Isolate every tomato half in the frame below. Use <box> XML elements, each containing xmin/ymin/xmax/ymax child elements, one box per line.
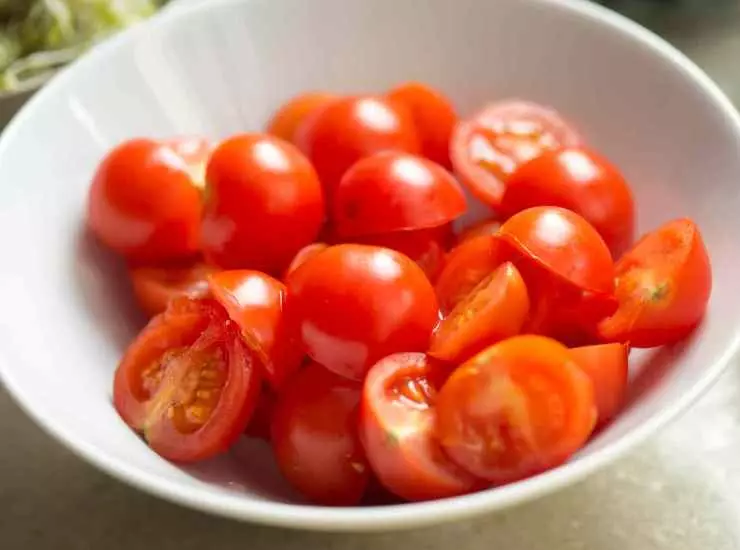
<box><xmin>387</xmin><ymin>82</ymin><xmax>457</xmax><ymax>169</ymax></box>
<box><xmin>429</xmin><ymin>262</ymin><xmax>529</xmax><ymax>363</ymax></box>
<box><xmin>266</xmin><ymin>92</ymin><xmax>337</xmax><ymax>144</ymax></box>
<box><xmin>455</xmin><ymin>219</ymin><xmax>501</xmax><ymax>246</ymax></box>
<box><xmin>435</xmin><ymin>335</ymin><xmax>596</xmax><ymax>483</ymax></box>
<box><xmin>501</xmin><ymin>147</ymin><xmax>635</xmax><ymax>257</ymax></box>
<box><xmin>208</xmin><ymin>270</ymin><xmax>303</xmax><ymax>390</ymax></box>
<box><xmin>271</xmin><ymin>362</ymin><xmax>369</xmax><ymax>506</ymax></box>
<box><xmin>201</xmin><ymin>134</ymin><xmax>324</xmax><ymax>273</ymax></box>
<box><xmin>287</xmin><ymin>244</ymin><xmax>440</xmax><ymax>380</ymax></box>
<box><xmin>333</xmin><ymin>152</ymin><xmax>466</xmax><ymax>237</ymax></box>
<box><xmin>598</xmin><ymin>218</ymin><xmax>712</xmax><ymax>347</ymax></box>
<box><xmin>283</xmin><ymin>242</ymin><xmax>329</xmax><ymax>282</ymax></box>
<box><xmin>87</xmin><ymin>138</ymin><xmax>203</xmax><ymax>264</ymax></box>
<box><xmin>450</xmin><ymin>100</ymin><xmax>581</xmax><ymax>210</ymax></box>
<box><xmin>360</xmin><ymin>353</ymin><xmax>477</xmax><ymax>501</ymax></box>
<box><xmin>129</xmin><ymin>262</ymin><xmax>218</xmax><ymax>317</ymax></box>
<box><xmin>113</xmin><ymin>298</ymin><xmax>261</xmax><ymax>462</ymax></box>
<box><xmin>570</xmin><ymin>343</ymin><xmax>629</xmax><ymax>426</ymax></box>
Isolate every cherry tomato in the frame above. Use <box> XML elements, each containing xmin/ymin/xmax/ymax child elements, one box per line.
<box><xmin>245</xmin><ymin>386</ymin><xmax>277</xmax><ymax>441</ymax></box>
<box><xmin>201</xmin><ymin>134</ymin><xmax>324</xmax><ymax>273</ymax></box>
<box><xmin>570</xmin><ymin>343</ymin><xmax>629</xmax><ymax>426</ymax></box>
<box><xmin>429</xmin><ymin>262</ymin><xmax>529</xmax><ymax>363</ymax></box>
<box><xmin>295</xmin><ymin>96</ymin><xmax>419</xmax><ymax>202</ymax></box>
<box><xmin>283</xmin><ymin>242</ymin><xmax>329</xmax><ymax>282</ymax></box>
<box><xmin>208</xmin><ymin>270</ymin><xmax>303</xmax><ymax>390</ymax></box>
<box><xmin>266</xmin><ymin>92</ymin><xmax>337</xmax><ymax>144</ymax></box>
<box><xmin>598</xmin><ymin>218</ymin><xmax>711</xmax><ymax>347</ymax></box>
<box><xmin>455</xmin><ymin>219</ymin><xmax>501</xmax><ymax>245</ymax></box>
<box><xmin>287</xmin><ymin>244</ymin><xmax>439</xmax><ymax>380</ymax></box>
<box><xmin>501</xmin><ymin>147</ymin><xmax>635</xmax><ymax>257</ymax></box>
<box><xmin>435</xmin><ymin>335</ymin><xmax>596</xmax><ymax>483</ymax></box>
<box><xmin>87</xmin><ymin>138</ymin><xmax>203</xmax><ymax>264</ymax></box>
<box><xmin>451</xmin><ymin>100</ymin><xmax>581</xmax><ymax>210</ymax></box>
<box><xmin>113</xmin><ymin>298</ymin><xmax>261</xmax><ymax>462</ymax></box>
<box><xmin>387</xmin><ymin>81</ymin><xmax>457</xmax><ymax>169</ymax></box>
<box><xmin>129</xmin><ymin>262</ymin><xmax>218</xmax><ymax>317</ymax></box>
<box><xmin>161</xmin><ymin>136</ymin><xmax>212</xmax><ymax>186</ymax></box>
<box><xmin>360</xmin><ymin>353</ymin><xmax>477</xmax><ymax>501</ymax></box>
<box><xmin>271</xmin><ymin>361</ymin><xmax>369</xmax><ymax>506</ymax></box>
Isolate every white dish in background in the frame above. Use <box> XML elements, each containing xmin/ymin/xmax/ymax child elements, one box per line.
<box><xmin>0</xmin><ymin>0</ymin><xmax>739</xmax><ymax>532</ymax></box>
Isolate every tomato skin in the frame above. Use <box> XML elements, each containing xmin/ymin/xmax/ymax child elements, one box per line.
<box><xmin>295</xmin><ymin>96</ymin><xmax>419</xmax><ymax>202</ymax></box>
<box><xmin>267</xmin><ymin>92</ymin><xmax>337</xmax><ymax>144</ymax></box>
<box><xmin>570</xmin><ymin>343</ymin><xmax>629</xmax><ymax>426</ymax></box>
<box><xmin>333</xmin><ymin>152</ymin><xmax>466</xmax><ymax>237</ymax></box>
<box><xmin>429</xmin><ymin>262</ymin><xmax>530</xmax><ymax>363</ymax></box>
<box><xmin>287</xmin><ymin>244</ymin><xmax>440</xmax><ymax>380</ymax></box>
<box><xmin>501</xmin><ymin>147</ymin><xmax>635</xmax><ymax>257</ymax></box>
<box><xmin>387</xmin><ymin>82</ymin><xmax>457</xmax><ymax>169</ymax></box>
<box><xmin>201</xmin><ymin>134</ymin><xmax>324</xmax><ymax>273</ymax></box>
<box><xmin>360</xmin><ymin>353</ymin><xmax>477</xmax><ymax>501</ymax></box>
<box><xmin>245</xmin><ymin>386</ymin><xmax>277</xmax><ymax>441</ymax></box>
<box><xmin>87</xmin><ymin>138</ymin><xmax>203</xmax><ymax>264</ymax></box>
<box><xmin>435</xmin><ymin>335</ymin><xmax>596</xmax><ymax>484</ymax></box>
<box><xmin>283</xmin><ymin>242</ymin><xmax>329</xmax><ymax>282</ymax></box>
<box><xmin>455</xmin><ymin>219</ymin><xmax>501</xmax><ymax>246</ymax></box>
<box><xmin>129</xmin><ymin>262</ymin><xmax>218</xmax><ymax>317</ymax></box>
<box><xmin>599</xmin><ymin>218</ymin><xmax>712</xmax><ymax>347</ymax></box>
<box><xmin>271</xmin><ymin>362</ymin><xmax>369</xmax><ymax>506</ymax></box>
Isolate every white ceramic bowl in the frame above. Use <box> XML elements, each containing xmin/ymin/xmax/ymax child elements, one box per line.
<box><xmin>1</xmin><ymin>0</ymin><xmax>739</xmax><ymax>532</ymax></box>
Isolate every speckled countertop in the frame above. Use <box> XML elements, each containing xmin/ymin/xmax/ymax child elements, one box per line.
<box><xmin>4</xmin><ymin>2</ymin><xmax>740</xmax><ymax>548</ymax></box>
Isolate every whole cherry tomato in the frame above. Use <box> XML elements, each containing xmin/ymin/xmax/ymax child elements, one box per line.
<box><xmin>129</xmin><ymin>262</ymin><xmax>218</xmax><ymax>317</ymax></box>
<box><xmin>455</xmin><ymin>218</ymin><xmax>501</xmax><ymax>246</ymax></box>
<box><xmin>502</xmin><ymin>147</ymin><xmax>635</xmax><ymax>257</ymax></box>
<box><xmin>266</xmin><ymin>92</ymin><xmax>337</xmax><ymax>144</ymax></box>
<box><xmin>333</xmin><ymin>152</ymin><xmax>466</xmax><ymax>237</ymax></box>
<box><xmin>271</xmin><ymin>362</ymin><xmax>369</xmax><ymax>506</ymax></box>
<box><xmin>287</xmin><ymin>244</ymin><xmax>440</xmax><ymax>380</ymax></box>
<box><xmin>161</xmin><ymin>136</ymin><xmax>212</xmax><ymax>185</ymax></box>
<box><xmin>283</xmin><ymin>242</ymin><xmax>329</xmax><ymax>282</ymax></box>
<box><xmin>435</xmin><ymin>335</ymin><xmax>596</xmax><ymax>483</ymax></box>
<box><xmin>570</xmin><ymin>343</ymin><xmax>629</xmax><ymax>426</ymax></box>
<box><xmin>360</xmin><ymin>353</ymin><xmax>477</xmax><ymax>501</ymax></box>
<box><xmin>201</xmin><ymin>134</ymin><xmax>324</xmax><ymax>273</ymax></box>
<box><xmin>598</xmin><ymin>218</ymin><xmax>711</xmax><ymax>347</ymax></box>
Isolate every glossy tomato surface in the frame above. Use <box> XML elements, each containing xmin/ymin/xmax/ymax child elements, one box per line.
<box><xmin>267</xmin><ymin>92</ymin><xmax>337</xmax><ymax>144</ymax></box>
<box><xmin>129</xmin><ymin>262</ymin><xmax>218</xmax><ymax>317</ymax></box>
<box><xmin>455</xmin><ymin>219</ymin><xmax>502</xmax><ymax>246</ymax></box>
<box><xmin>570</xmin><ymin>343</ymin><xmax>629</xmax><ymax>426</ymax></box>
<box><xmin>283</xmin><ymin>242</ymin><xmax>329</xmax><ymax>282</ymax></box>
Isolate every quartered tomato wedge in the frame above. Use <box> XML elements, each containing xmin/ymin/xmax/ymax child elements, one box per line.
<box><xmin>267</xmin><ymin>92</ymin><xmax>338</xmax><ymax>144</ymax></box>
<box><xmin>129</xmin><ymin>261</ymin><xmax>218</xmax><ymax>317</ymax></box>
<box><xmin>599</xmin><ymin>218</ymin><xmax>712</xmax><ymax>347</ymax></box>
<box><xmin>450</xmin><ymin>100</ymin><xmax>581</xmax><ymax>210</ymax></box>
<box><xmin>570</xmin><ymin>343</ymin><xmax>629</xmax><ymax>426</ymax></box>
<box><xmin>360</xmin><ymin>353</ymin><xmax>477</xmax><ymax>501</ymax></box>
<box><xmin>113</xmin><ymin>298</ymin><xmax>261</xmax><ymax>462</ymax></box>
<box><xmin>455</xmin><ymin>219</ymin><xmax>501</xmax><ymax>246</ymax></box>
<box><xmin>435</xmin><ymin>336</ymin><xmax>596</xmax><ymax>484</ymax></box>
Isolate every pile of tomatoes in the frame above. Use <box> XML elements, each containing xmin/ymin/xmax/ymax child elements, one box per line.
<box><xmin>86</xmin><ymin>81</ymin><xmax>712</xmax><ymax>506</ymax></box>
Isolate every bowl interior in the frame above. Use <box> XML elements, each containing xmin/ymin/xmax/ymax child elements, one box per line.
<box><xmin>1</xmin><ymin>0</ymin><xmax>739</xmax><ymax>531</ymax></box>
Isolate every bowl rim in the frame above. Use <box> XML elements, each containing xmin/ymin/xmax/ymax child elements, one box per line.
<box><xmin>2</xmin><ymin>0</ymin><xmax>740</xmax><ymax>532</ymax></box>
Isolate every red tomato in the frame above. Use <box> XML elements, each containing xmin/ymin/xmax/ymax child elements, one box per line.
<box><xmin>161</xmin><ymin>136</ymin><xmax>212</xmax><ymax>182</ymax></box>
<box><xmin>360</xmin><ymin>353</ymin><xmax>477</xmax><ymax>501</ymax></box>
<box><xmin>501</xmin><ymin>147</ymin><xmax>635</xmax><ymax>257</ymax></box>
<box><xmin>266</xmin><ymin>92</ymin><xmax>337</xmax><ymax>144</ymax></box>
<box><xmin>129</xmin><ymin>262</ymin><xmax>218</xmax><ymax>317</ymax></box>
<box><xmin>87</xmin><ymin>138</ymin><xmax>203</xmax><ymax>264</ymax></box>
<box><xmin>201</xmin><ymin>134</ymin><xmax>325</xmax><ymax>273</ymax></box>
<box><xmin>283</xmin><ymin>242</ymin><xmax>329</xmax><ymax>282</ymax></box>
<box><xmin>271</xmin><ymin>362</ymin><xmax>369</xmax><ymax>506</ymax></box>
<box><xmin>435</xmin><ymin>335</ymin><xmax>596</xmax><ymax>483</ymax></box>
<box><xmin>113</xmin><ymin>298</ymin><xmax>261</xmax><ymax>462</ymax></box>
<box><xmin>208</xmin><ymin>270</ymin><xmax>303</xmax><ymax>390</ymax></box>
<box><xmin>287</xmin><ymin>244</ymin><xmax>439</xmax><ymax>380</ymax></box>
<box><xmin>429</xmin><ymin>262</ymin><xmax>530</xmax><ymax>363</ymax></box>
<box><xmin>599</xmin><ymin>218</ymin><xmax>712</xmax><ymax>347</ymax></box>
<box><xmin>387</xmin><ymin>81</ymin><xmax>457</xmax><ymax>169</ymax></box>
<box><xmin>570</xmin><ymin>343</ymin><xmax>629</xmax><ymax>426</ymax></box>
<box><xmin>333</xmin><ymin>152</ymin><xmax>466</xmax><ymax>237</ymax></box>
<box><xmin>455</xmin><ymin>219</ymin><xmax>501</xmax><ymax>245</ymax></box>
<box><xmin>245</xmin><ymin>386</ymin><xmax>277</xmax><ymax>441</ymax></box>
<box><xmin>451</xmin><ymin>100</ymin><xmax>581</xmax><ymax>210</ymax></box>
<box><xmin>295</xmin><ymin>96</ymin><xmax>419</xmax><ymax>202</ymax></box>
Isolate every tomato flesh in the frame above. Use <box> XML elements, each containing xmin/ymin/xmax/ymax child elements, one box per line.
<box><xmin>570</xmin><ymin>343</ymin><xmax>629</xmax><ymax>426</ymax></box>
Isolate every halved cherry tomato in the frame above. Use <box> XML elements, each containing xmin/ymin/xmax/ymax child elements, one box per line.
<box><xmin>435</xmin><ymin>335</ymin><xmax>596</xmax><ymax>483</ymax></box>
<box><xmin>599</xmin><ymin>218</ymin><xmax>712</xmax><ymax>347</ymax></box>
<box><xmin>287</xmin><ymin>244</ymin><xmax>439</xmax><ymax>380</ymax></box>
<box><xmin>501</xmin><ymin>147</ymin><xmax>635</xmax><ymax>257</ymax></box>
<box><xmin>360</xmin><ymin>353</ymin><xmax>477</xmax><ymax>501</ymax></box>
<box><xmin>87</xmin><ymin>138</ymin><xmax>204</xmax><ymax>264</ymax></box>
<box><xmin>450</xmin><ymin>100</ymin><xmax>581</xmax><ymax>210</ymax></box>
<box><xmin>455</xmin><ymin>218</ymin><xmax>501</xmax><ymax>245</ymax></box>
<box><xmin>266</xmin><ymin>92</ymin><xmax>337</xmax><ymax>144</ymax></box>
<box><xmin>333</xmin><ymin>152</ymin><xmax>466</xmax><ymax>237</ymax></box>
<box><xmin>201</xmin><ymin>134</ymin><xmax>324</xmax><ymax>273</ymax></box>
<box><xmin>570</xmin><ymin>343</ymin><xmax>629</xmax><ymax>426</ymax></box>
<box><xmin>113</xmin><ymin>298</ymin><xmax>261</xmax><ymax>462</ymax></box>
<box><xmin>271</xmin><ymin>361</ymin><xmax>369</xmax><ymax>506</ymax></box>
<box><xmin>129</xmin><ymin>262</ymin><xmax>218</xmax><ymax>317</ymax></box>
<box><xmin>429</xmin><ymin>262</ymin><xmax>529</xmax><ymax>363</ymax></box>
<box><xmin>283</xmin><ymin>242</ymin><xmax>329</xmax><ymax>282</ymax></box>
<box><xmin>387</xmin><ymin>82</ymin><xmax>457</xmax><ymax>169</ymax></box>
<box><xmin>295</xmin><ymin>96</ymin><xmax>419</xmax><ymax>202</ymax></box>
<box><xmin>208</xmin><ymin>270</ymin><xmax>303</xmax><ymax>390</ymax></box>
